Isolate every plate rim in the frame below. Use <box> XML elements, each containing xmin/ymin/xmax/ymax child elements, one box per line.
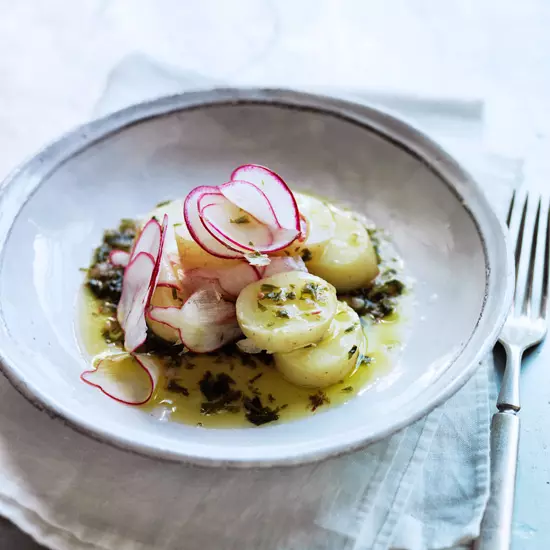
<box><xmin>0</xmin><ymin>88</ymin><xmax>514</xmax><ymax>467</ymax></box>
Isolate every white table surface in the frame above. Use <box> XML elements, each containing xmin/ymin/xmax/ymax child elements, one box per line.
<box><xmin>1</xmin><ymin>1</ymin><xmax>550</xmax><ymax>549</ymax></box>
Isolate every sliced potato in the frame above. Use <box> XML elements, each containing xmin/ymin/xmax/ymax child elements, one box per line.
<box><xmin>236</xmin><ymin>271</ymin><xmax>337</xmax><ymax>353</ymax></box>
<box><xmin>294</xmin><ymin>193</ymin><xmax>335</xmax><ymax>256</ymax></box>
<box><xmin>306</xmin><ymin>207</ymin><xmax>379</xmax><ymax>291</ymax></box>
<box><xmin>146</xmin><ymin>286</ymin><xmax>184</xmax><ymax>343</ymax></box>
<box><xmin>274</xmin><ymin>301</ymin><xmax>366</xmax><ymax>388</ymax></box>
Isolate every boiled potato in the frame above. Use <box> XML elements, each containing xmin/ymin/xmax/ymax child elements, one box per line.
<box><xmin>236</xmin><ymin>271</ymin><xmax>337</xmax><ymax>353</ymax></box>
<box><xmin>274</xmin><ymin>301</ymin><xmax>366</xmax><ymax>388</ymax></box>
<box><xmin>282</xmin><ymin>193</ymin><xmax>335</xmax><ymax>259</ymax></box>
<box><xmin>146</xmin><ymin>286</ymin><xmax>184</xmax><ymax>343</ymax></box>
<box><xmin>306</xmin><ymin>207</ymin><xmax>379</xmax><ymax>292</ymax></box>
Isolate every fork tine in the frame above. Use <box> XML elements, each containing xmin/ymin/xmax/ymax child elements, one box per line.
<box><xmin>524</xmin><ymin>197</ymin><xmax>547</xmax><ymax>316</ymax></box>
<box><xmin>507</xmin><ymin>190</ymin><xmax>529</xmax><ymax>310</ymax></box>
<box><xmin>542</xmin><ymin>199</ymin><xmax>550</xmax><ymax>317</ymax></box>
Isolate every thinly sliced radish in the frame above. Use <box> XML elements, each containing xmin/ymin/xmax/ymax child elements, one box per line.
<box><xmin>109</xmin><ymin>250</ymin><xmax>130</xmax><ymax>267</ymax></box>
<box><xmin>148</xmin><ymin>286</ymin><xmax>242</xmax><ymax>353</ymax></box>
<box><xmin>219</xmin><ymin>180</ymin><xmax>280</xmax><ymax>228</ymax></box>
<box><xmin>184</xmin><ymin>186</ymin><xmax>243</xmax><ymax>259</ymax></box>
<box><xmin>81</xmin><ymin>353</ymin><xmax>161</xmax><ymax>405</ymax></box>
<box><xmin>129</xmin><ymin>217</ymin><xmax>162</xmax><ymax>259</ymax></box>
<box><xmin>230</xmin><ymin>164</ymin><xmax>300</xmax><ymax>232</ymax></box>
<box><xmin>200</xmin><ymin>199</ymin><xmax>299</xmax><ymax>254</ymax></box>
<box><xmin>183</xmin><ymin>261</ymin><xmax>260</xmax><ymax>298</ymax></box>
<box><xmin>117</xmin><ymin>252</ymin><xmax>156</xmax><ymax>351</ymax></box>
<box><xmin>201</xmin><ymin>201</ymin><xmax>274</xmax><ymax>251</ymax></box>
<box><xmin>262</xmin><ymin>256</ymin><xmax>307</xmax><ymax>278</ymax></box>
<box><xmin>117</xmin><ymin>215</ymin><xmax>167</xmax><ymax>352</ymax></box>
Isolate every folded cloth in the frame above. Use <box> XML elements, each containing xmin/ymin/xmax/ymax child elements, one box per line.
<box><xmin>0</xmin><ymin>54</ymin><xmax>520</xmax><ymax>550</ymax></box>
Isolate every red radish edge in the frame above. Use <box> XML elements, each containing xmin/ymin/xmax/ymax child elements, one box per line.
<box><xmin>219</xmin><ymin>180</ymin><xmax>281</xmax><ymax>228</ymax></box>
<box><xmin>230</xmin><ymin>164</ymin><xmax>301</xmax><ymax>233</ymax></box>
<box><xmin>183</xmin><ymin>186</ymin><xmax>243</xmax><ymax>259</ymax></box>
<box><xmin>80</xmin><ymin>354</ymin><xmax>156</xmax><ymax>406</ymax></box>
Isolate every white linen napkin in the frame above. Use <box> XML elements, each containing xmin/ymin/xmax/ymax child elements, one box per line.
<box><xmin>0</xmin><ymin>54</ymin><xmax>520</xmax><ymax>550</ymax></box>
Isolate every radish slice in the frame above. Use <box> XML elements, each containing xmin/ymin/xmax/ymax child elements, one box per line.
<box><xmin>117</xmin><ymin>252</ymin><xmax>156</xmax><ymax>351</ymax></box>
<box><xmin>200</xmin><ymin>198</ymin><xmax>299</xmax><ymax>254</ymax></box>
<box><xmin>200</xmin><ymin>201</ymin><xmax>274</xmax><ymax>251</ymax></box>
<box><xmin>109</xmin><ymin>250</ymin><xmax>130</xmax><ymax>267</ymax></box>
<box><xmin>184</xmin><ymin>186</ymin><xmax>243</xmax><ymax>259</ymax></box>
<box><xmin>219</xmin><ymin>180</ymin><xmax>280</xmax><ymax>228</ymax></box>
<box><xmin>117</xmin><ymin>215</ymin><xmax>167</xmax><ymax>352</ymax></box>
<box><xmin>262</xmin><ymin>256</ymin><xmax>307</xmax><ymax>278</ymax></box>
<box><xmin>81</xmin><ymin>353</ymin><xmax>161</xmax><ymax>405</ymax></box>
<box><xmin>230</xmin><ymin>164</ymin><xmax>300</xmax><ymax>232</ymax></box>
<box><xmin>129</xmin><ymin>217</ymin><xmax>162</xmax><ymax>259</ymax></box>
<box><xmin>183</xmin><ymin>261</ymin><xmax>260</xmax><ymax>298</ymax></box>
<box><xmin>148</xmin><ymin>287</ymin><xmax>242</xmax><ymax>353</ymax></box>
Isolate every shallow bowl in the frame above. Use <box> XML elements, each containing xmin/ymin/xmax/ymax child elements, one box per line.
<box><xmin>0</xmin><ymin>89</ymin><xmax>512</xmax><ymax>467</ymax></box>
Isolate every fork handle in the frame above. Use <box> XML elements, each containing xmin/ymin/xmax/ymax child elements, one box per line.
<box><xmin>475</xmin><ymin>411</ymin><xmax>520</xmax><ymax>550</ymax></box>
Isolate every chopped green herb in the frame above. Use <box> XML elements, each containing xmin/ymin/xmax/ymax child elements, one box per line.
<box><xmin>249</xmin><ymin>373</ymin><xmax>263</xmax><ymax>384</ymax></box>
<box><xmin>301</xmin><ymin>248</ymin><xmax>313</xmax><ymax>262</ymax></box>
<box><xmin>344</xmin><ymin>324</ymin><xmax>358</xmax><ymax>333</ymax></box>
<box><xmin>230</xmin><ymin>215</ymin><xmax>250</xmax><ymax>224</ymax></box>
<box><xmin>348</xmin><ymin>345</ymin><xmax>358</xmax><ymax>359</ymax></box>
<box><xmin>167</xmin><ymin>380</ymin><xmax>189</xmax><ymax>396</ymax></box>
<box><xmin>257</xmin><ymin>301</ymin><xmax>267</xmax><ymax>312</ymax></box>
<box><xmin>300</xmin><ymin>281</ymin><xmax>323</xmax><ymax>302</ymax></box>
<box><xmin>356</xmin><ymin>353</ymin><xmax>372</xmax><ymax>367</ymax></box>
<box><xmin>342</xmin><ymin>386</ymin><xmax>354</xmax><ymax>393</ymax></box>
<box><xmin>286</xmin><ymin>291</ymin><xmax>297</xmax><ymax>300</ymax></box>
<box><xmin>171</xmin><ymin>287</ymin><xmax>178</xmax><ymax>300</ymax></box>
<box><xmin>156</xmin><ymin>199</ymin><xmax>172</xmax><ymax>208</ymax></box>
<box><xmin>243</xmin><ymin>396</ymin><xmax>279</xmax><ymax>426</ymax></box>
<box><xmin>199</xmin><ymin>371</ymin><xmax>242</xmax><ymax>415</ymax></box>
<box><xmin>308</xmin><ymin>391</ymin><xmax>330</xmax><ymax>412</ymax></box>
<box><xmin>267</xmin><ymin>393</ymin><xmax>276</xmax><ymax>403</ymax></box>
<box><xmin>275</xmin><ymin>308</ymin><xmax>290</xmax><ymax>319</ymax></box>
<box><xmin>261</xmin><ymin>283</ymin><xmax>279</xmax><ymax>292</ymax></box>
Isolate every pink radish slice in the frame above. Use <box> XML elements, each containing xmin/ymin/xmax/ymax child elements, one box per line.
<box><xmin>117</xmin><ymin>252</ymin><xmax>156</xmax><ymax>351</ymax></box>
<box><xmin>148</xmin><ymin>287</ymin><xmax>242</xmax><ymax>353</ymax></box>
<box><xmin>129</xmin><ymin>217</ymin><xmax>162</xmax><ymax>260</ymax></box>
<box><xmin>230</xmin><ymin>164</ymin><xmax>300</xmax><ymax>232</ymax></box>
<box><xmin>262</xmin><ymin>256</ymin><xmax>307</xmax><ymax>278</ymax></box>
<box><xmin>219</xmin><ymin>180</ymin><xmax>281</xmax><ymax>228</ymax></box>
<box><xmin>117</xmin><ymin>215</ymin><xmax>168</xmax><ymax>352</ymax></box>
<box><xmin>200</xmin><ymin>201</ymin><xmax>274</xmax><ymax>251</ymax></box>
<box><xmin>184</xmin><ymin>186</ymin><xmax>243</xmax><ymax>259</ymax></box>
<box><xmin>81</xmin><ymin>353</ymin><xmax>161</xmax><ymax>405</ymax></box>
<box><xmin>109</xmin><ymin>250</ymin><xmax>130</xmax><ymax>267</ymax></box>
<box><xmin>200</xmin><ymin>198</ymin><xmax>299</xmax><ymax>254</ymax></box>
<box><xmin>184</xmin><ymin>262</ymin><xmax>260</xmax><ymax>298</ymax></box>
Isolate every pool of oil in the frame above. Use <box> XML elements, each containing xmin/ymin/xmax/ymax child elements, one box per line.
<box><xmin>79</xmin><ymin>290</ymin><xmax>401</xmax><ymax>428</ymax></box>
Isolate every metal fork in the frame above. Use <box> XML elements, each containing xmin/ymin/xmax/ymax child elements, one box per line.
<box><xmin>476</xmin><ymin>190</ymin><xmax>549</xmax><ymax>549</ymax></box>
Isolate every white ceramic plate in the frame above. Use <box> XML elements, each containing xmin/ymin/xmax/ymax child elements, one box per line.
<box><xmin>0</xmin><ymin>89</ymin><xmax>512</xmax><ymax>467</ymax></box>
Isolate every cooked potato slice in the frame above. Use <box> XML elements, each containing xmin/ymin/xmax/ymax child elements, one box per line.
<box><xmin>274</xmin><ymin>302</ymin><xmax>366</xmax><ymax>388</ymax></box>
<box><xmin>306</xmin><ymin>207</ymin><xmax>379</xmax><ymax>291</ymax></box>
<box><xmin>289</xmin><ymin>193</ymin><xmax>335</xmax><ymax>259</ymax></box>
<box><xmin>236</xmin><ymin>271</ymin><xmax>337</xmax><ymax>353</ymax></box>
